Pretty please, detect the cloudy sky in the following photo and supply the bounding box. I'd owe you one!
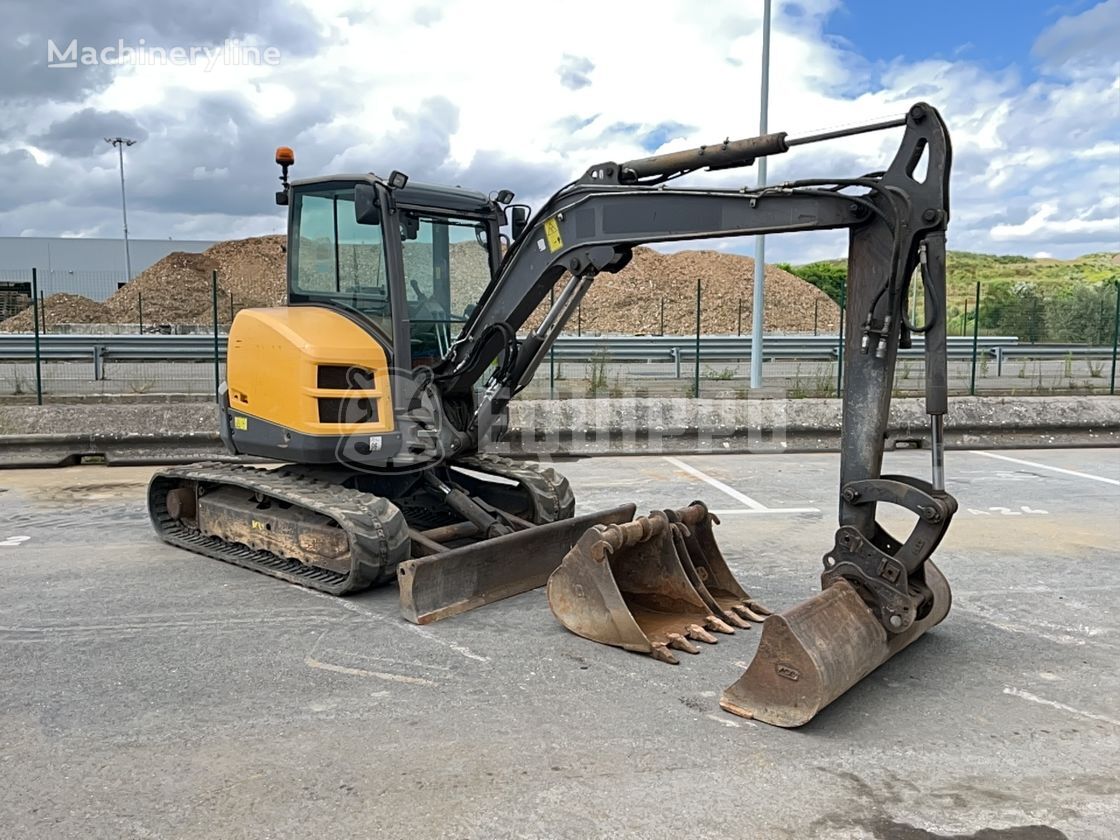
[2,0,1118,262]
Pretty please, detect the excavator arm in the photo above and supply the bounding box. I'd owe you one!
[442,103,958,724]
[436,105,950,449]
[440,103,955,615]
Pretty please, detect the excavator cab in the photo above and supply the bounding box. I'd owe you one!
[217,173,508,469]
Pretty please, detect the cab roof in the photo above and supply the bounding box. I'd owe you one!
[290,174,494,215]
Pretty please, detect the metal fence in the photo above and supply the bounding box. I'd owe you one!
[1,271,1117,402]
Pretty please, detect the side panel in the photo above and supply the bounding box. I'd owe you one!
[226,306,395,437]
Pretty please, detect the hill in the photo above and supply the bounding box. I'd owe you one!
[783,250,1120,343]
[785,251,1120,301]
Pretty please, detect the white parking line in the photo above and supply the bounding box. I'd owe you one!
[664,457,820,515]
[970,451,1119,486]
[1003,686,1120,727]
[664,456,765,509]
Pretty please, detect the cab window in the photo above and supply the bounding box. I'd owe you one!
[290,186,392,339]
[400,212,492,367]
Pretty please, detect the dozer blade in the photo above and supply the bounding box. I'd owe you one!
[720,560,951,727]
[667,502,773,627]
[398,503,636,624]
[547,508,737,664]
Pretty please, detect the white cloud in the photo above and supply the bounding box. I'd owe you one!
[991,202,1120,242]
[2,0,1118,264]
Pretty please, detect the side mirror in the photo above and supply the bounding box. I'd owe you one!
[510,205,530,241]
[354,183,380,225]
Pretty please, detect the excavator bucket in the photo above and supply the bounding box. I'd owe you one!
[665,502,773,628]
[547,505,745,663]
[720,561,952,727]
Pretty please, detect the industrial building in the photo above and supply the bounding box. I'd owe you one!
[0,236,215,315]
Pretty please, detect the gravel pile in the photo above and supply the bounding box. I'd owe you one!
[1,237,837,334]
[527,247,840,334]
[104,236,286,324]
[104,252,224,323]
[0,293,111,332]
[200,235,287,307]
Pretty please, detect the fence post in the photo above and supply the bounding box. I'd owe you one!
[836,289,845,397]
[576,303,582,337]
[31,268,43,405]
[138,291,144,334]
[969,281,981,396]
[813,299,819,336]
[212,270,220,402]
[229,291,235,324]
[39,291,46,334]
[660,297,665,336]
[737,298,743,337]
[693,278,701,397]
[961,298,969,337]
[1110,280,1119,397]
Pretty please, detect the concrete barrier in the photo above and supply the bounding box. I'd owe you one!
[1,396,1117,467]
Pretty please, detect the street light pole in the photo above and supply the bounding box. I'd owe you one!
[749,0,772,389]
[105,136,138,281]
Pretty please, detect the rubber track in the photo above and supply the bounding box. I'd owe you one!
[149,462,409,595]
[452,453,576,524]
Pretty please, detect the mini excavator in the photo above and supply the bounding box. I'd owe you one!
[150,102,957,726]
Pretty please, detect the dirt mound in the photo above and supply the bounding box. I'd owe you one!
[102,235,286,324]
[0,293,110,332]
[104,252,223,323]
[528,247,840,334]
[1,236,837,335]
[199,234,287,307]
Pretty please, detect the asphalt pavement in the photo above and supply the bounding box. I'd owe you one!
[1,448,1118,839]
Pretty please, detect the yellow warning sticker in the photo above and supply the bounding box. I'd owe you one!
[233,416,248,430]
[543,217,563,253]
[251,520,266,531]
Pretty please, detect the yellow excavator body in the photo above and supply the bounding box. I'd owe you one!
[226,307,394,437]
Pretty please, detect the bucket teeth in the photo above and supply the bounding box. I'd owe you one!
[705,615,736,634]
[547,502,772,665]
[723,611,752,629]
[746,599,774,616]
[732,603,769,623]
[666,633,701,654]
[686,624,719,644]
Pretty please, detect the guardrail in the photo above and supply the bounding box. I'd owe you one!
[0,333,1024,371]
[992,345,1116,376]
[547,334,1018,362]
[6,333,1115,388]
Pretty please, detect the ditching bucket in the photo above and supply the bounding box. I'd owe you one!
[720,560,951,727]
[547,504,748,663]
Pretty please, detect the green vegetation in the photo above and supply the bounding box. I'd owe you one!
[586,349,609,396]
[783,251,1120,343]
[776,260,846,304]
[703,366,737,381]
